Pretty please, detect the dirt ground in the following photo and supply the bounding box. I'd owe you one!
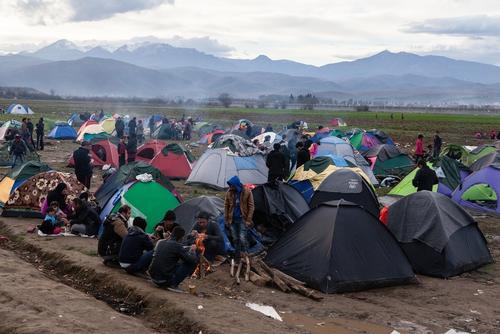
[0,133,499,334]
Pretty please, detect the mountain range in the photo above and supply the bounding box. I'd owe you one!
[0,39,499,103]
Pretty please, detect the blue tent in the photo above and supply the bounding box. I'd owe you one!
[47,122,77,140]
[67,113,85,127]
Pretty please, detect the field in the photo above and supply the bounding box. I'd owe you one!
[0,98,499,334]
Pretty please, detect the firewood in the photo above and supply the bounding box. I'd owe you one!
[288,283,323,301]
[249,271,270,287]
[271,268,306,286]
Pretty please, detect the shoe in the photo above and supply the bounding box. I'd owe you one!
[167,286,185,293]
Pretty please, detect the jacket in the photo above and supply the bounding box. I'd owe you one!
[73,147,92,176]
[97,213,129,257]
[68,202,101,236]
[224,176,254,225]
[415,138,424,155]
[10,139,26,156]
[36,121,44,135]
[296,148,310,168]
[148,239,197,282]
[412,166,439,192]
[266,149,287,177]
[187,221,223,245]
[119,226,154,264]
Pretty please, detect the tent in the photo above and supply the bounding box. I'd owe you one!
[153,123,176,140]
[67,113,85,127]
[348,130,382,152]
[363,144,415,177]
[77,120,98,135]
[452,164,500,214]
[99,180,180,233]
[466,145,497,166]
[47,122,78,140]
[198,130,225,145]
[252,182,310,244]
[367,129,394,145]
[0,120,22,141]
[76,123,107,142]
[387,191,493,277]
[211,134,260,156]
[174,196,224,233]
[310,168,380,217]
[99,117,116,134]
[196,122,224,136]
[136,140,168,162]
[0,161,51,207]
[186,148,268,190]
[0,141,39,166]
[441,144,469,162]
[310,127,331,143]
[68,138,120,168]
[95,161,181,211]
[150,143,195,179]
[265,200,415,293]
[329,118,347,127]
[469,150,500,172]
[6,104,34,114]
[252,132,282,145]
[2,171,87,218]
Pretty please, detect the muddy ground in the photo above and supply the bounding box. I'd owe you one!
[0,136,499,334]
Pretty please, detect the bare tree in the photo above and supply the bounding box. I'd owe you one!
[218,93,233,108]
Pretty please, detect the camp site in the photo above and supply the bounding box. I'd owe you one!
[0,98,497,334]
[1,2,500,333]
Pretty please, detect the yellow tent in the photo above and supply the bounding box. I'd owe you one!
[99,118,116,134]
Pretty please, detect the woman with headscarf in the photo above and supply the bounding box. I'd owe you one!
[46,183,70,214]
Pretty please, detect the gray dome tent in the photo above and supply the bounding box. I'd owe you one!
[387,191,493,278]
[174,196,224,233]
[266,200,415,293]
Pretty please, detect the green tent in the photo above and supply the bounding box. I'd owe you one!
[441,144,469,162]
[461,184,497,202]
[465,145,497,166]
[106,181,180,233]
[388,163,438,196]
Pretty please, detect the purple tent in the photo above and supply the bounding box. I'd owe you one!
[452,167,500,214]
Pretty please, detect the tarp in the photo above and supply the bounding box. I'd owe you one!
[212,134,260,156]
[387,191,492,277]
[265,200,415,293]
[186,148,268,189]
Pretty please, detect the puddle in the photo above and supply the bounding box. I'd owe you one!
[282,313,406,334]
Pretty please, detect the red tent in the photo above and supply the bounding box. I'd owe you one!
[68,139,120,168]
[150,143,195,179]
[136,140,168,162]
[198,130,225,145]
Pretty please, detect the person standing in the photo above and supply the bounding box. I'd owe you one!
[266,143,287,182]
[136,120,144,144]
[433,131,442,159]
[148,226,198,291]
[115,117,125,138]
[118,136,127,167]
[126,134,137,163]
[412,159,438,192]
[296,141,310,168]
[73,141,93,189]
[415,134,424,161]
[148,116,156,138]
[26,118,35,148]
[128,117,137,137]
[9,134,27,168]
[35,117,44,150]
[183,119,192,141]
[224,176,254,262]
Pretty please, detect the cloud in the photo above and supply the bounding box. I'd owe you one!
[14,0,174,24]
[162,36,235,57]
[406,15,500,37]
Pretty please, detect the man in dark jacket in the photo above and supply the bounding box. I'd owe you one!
[148,116,155,138]
[73,141,93,189]
[266,143,287,182]
[115,117,125,138]
[187,211,224,262]
[26,118,35,148]
[68,198,101,236]
[128,117,137,137]
[118,136,127,167]
[10,134,27,168]
[98,205,131,265]
[412,159,439,192]
[149,226,198,291]
[119,217,154,274]
[433,131,442,159]
[126,134,137,163]
[296,141,310,168]
[35,118,44,150]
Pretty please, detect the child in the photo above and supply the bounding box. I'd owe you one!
[38,206,63,235]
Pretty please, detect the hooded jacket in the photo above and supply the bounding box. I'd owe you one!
[119,225,154,264]
[97,213,129,257]
[224,176,254,225]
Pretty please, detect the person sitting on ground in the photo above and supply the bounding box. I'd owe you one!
[148,226,198,292]
[46,183,69,214]
[412,159,438,192]
[119,217,154,275]
[67,198,101,236]
[98,205,131,265]
[187,212,225,262]
[79,191,101,212]
[266,143,287,182]
[153,210,179,240]
[296,141,310,168]
[38,206,64,235]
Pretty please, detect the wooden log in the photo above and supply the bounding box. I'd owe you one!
[288,283,323,301]
[271,268,306,286]
[249,271,271,287]
[253,259,290,292]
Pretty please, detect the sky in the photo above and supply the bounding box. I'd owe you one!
[2,0,500,65]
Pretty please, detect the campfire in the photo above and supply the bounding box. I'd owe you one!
[191,233,212,279]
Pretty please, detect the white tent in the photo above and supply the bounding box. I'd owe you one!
[6,104,34,114]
